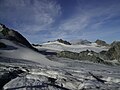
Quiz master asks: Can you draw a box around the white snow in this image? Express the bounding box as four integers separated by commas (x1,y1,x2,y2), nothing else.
0,24,3,31
88,53,93,56
0,39,64,67
36,41,108,53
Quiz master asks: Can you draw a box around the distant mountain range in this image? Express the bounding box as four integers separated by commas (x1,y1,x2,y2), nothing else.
0,23,120,65
45,39,110,46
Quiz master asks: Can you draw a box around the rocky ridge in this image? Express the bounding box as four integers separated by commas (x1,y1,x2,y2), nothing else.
0,23,38,51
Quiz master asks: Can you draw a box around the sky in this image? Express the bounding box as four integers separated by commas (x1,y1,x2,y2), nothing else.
0,0,120,43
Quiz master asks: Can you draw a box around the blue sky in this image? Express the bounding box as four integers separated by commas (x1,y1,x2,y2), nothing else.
0,0,120,43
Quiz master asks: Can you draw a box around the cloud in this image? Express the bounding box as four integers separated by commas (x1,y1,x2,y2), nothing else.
1,0,120,43
55,0,120,39
0,0,61,34
58,15,89,33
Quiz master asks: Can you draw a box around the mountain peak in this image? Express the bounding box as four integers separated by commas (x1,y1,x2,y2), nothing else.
0,23,36,50
0,23,5,31
56,39,71,45
0,23,6,29
95,39,108,46
71,39,91,45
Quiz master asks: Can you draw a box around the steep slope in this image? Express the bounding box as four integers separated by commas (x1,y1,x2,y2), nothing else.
0,23,63,67
0,39,63,66
105,41,120,61
0,23,37,51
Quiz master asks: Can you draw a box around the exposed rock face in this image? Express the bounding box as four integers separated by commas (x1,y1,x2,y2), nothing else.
7,30,33,49
57,50,106,64
111,41,119,47
0,42,6,48
105,41,120,61
95,39,109,46
57,39,71,45
57,41,120,64
99,50,107,59
0,67,26,89
0,23,35,50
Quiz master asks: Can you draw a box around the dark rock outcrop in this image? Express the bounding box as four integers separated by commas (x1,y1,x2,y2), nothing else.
57,50,106,64
95,39,109,46
0,42,7,48
111,41,119,47
105,41,120,61
0,69,25,89
57,39,71,45
99,50,107,59
0,23,38,51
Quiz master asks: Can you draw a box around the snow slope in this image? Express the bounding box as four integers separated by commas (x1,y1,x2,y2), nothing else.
0,39,64,67
36,41,108,53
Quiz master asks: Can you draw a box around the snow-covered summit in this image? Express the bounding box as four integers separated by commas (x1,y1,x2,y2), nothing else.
36,41,108,53
71,39,92,45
